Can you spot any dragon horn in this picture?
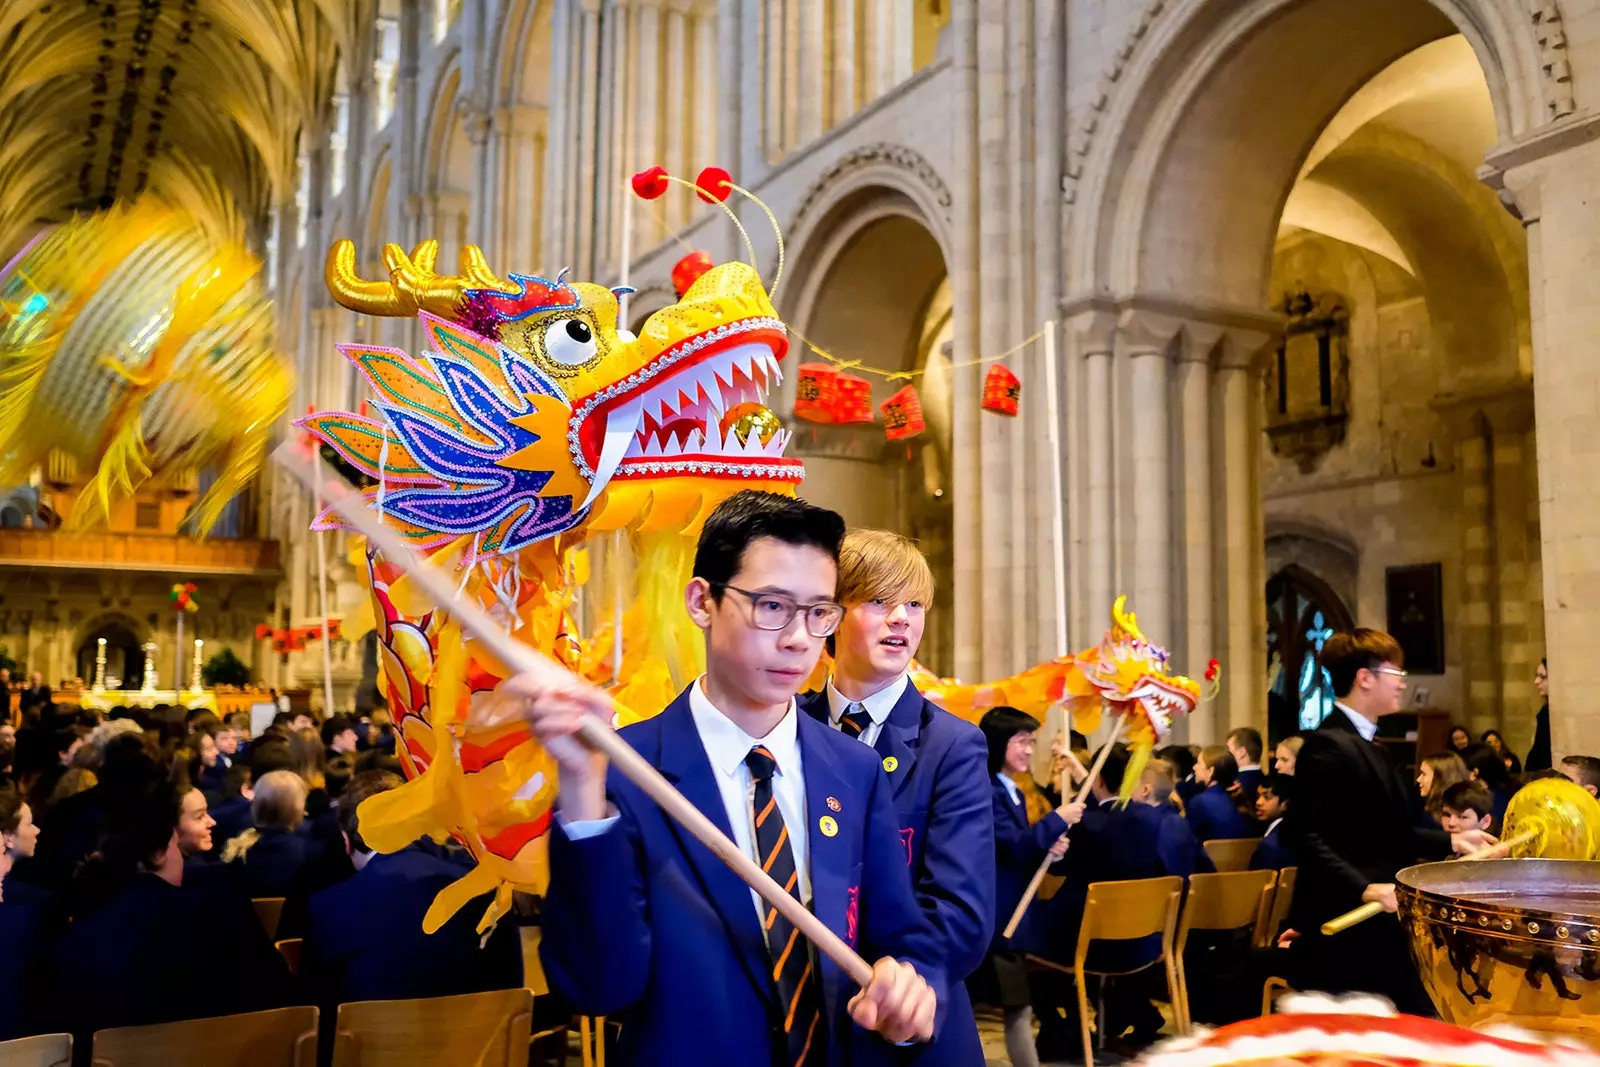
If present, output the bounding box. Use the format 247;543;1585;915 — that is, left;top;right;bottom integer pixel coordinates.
327;239;409;317
390;239;476;319
459;244;517;294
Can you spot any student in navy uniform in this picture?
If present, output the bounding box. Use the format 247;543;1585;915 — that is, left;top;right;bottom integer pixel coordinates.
1129;762;1213;878
1227;727;1265;808
514;490;942;1066
1186;745;1253;843
1250;773;1295;871
973;707;1083;1067
0;785;50;1041
799;528;993;1066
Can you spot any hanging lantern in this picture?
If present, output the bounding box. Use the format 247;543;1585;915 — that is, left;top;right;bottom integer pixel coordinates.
982;363;1021;416
833;372;873;425
671;250;715;298
794;363;840;424
881;384;926;442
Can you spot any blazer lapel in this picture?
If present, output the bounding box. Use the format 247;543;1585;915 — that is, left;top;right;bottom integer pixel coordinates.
797;713;859;1021
655;693;776;1008
872;681;924;795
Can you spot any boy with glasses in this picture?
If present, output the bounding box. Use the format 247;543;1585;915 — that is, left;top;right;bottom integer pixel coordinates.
801;529;991;1066
509;490;943;1065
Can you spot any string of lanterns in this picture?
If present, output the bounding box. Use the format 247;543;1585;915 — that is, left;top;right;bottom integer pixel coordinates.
256;620;343;654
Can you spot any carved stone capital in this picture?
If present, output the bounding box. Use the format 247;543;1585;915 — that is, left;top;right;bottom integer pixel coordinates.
1116;308;1184;357
1062;307;1117;355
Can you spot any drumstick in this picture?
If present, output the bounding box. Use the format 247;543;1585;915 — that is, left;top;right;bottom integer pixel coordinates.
1001;714;1127;940
273;444;876;987
1320;829;1531;935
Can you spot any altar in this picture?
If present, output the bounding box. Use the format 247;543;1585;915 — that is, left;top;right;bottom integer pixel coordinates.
76;689;219;714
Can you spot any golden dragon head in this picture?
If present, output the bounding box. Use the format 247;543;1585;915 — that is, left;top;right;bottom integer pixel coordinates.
299;238;800;554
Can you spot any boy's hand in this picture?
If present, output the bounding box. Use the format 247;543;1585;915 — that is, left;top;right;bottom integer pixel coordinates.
492;666;614;820
848;957;937;1044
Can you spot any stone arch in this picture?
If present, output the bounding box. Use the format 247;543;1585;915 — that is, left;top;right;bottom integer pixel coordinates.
1067;0;1555;307
362;145;392;274
1265;518;1361;614
422;57;469;195
491;0;551;110
75;611;151;691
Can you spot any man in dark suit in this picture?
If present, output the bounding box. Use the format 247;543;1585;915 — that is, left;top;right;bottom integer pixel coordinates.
1283;629;1495;1015
800;528;992;1067
17;674;49;724
514;491;942;1065
1227;727;1265;808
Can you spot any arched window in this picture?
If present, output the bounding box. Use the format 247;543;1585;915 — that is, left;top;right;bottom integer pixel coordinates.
1266;565;1354;738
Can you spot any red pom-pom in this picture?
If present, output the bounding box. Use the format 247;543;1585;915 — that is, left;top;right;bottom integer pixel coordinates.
631;166;670;200
671;250;715;298
694;166;733;203
1205;658;1220;682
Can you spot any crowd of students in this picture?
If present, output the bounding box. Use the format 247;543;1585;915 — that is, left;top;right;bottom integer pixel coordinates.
3;487;1596;1067
0;701;532;1065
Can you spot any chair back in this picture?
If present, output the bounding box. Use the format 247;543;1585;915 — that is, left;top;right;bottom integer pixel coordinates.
1260;866;1297;947
0;1034;71;1067
276;937;303;977
90;1006;317;1067
1074;875;1183;974
1202;837;1260;872
519;925;548;995
1177;870;1276;954
253;896;287;940
331;988;533;1067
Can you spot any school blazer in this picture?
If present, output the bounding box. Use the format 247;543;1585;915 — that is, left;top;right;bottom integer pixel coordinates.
541;687;949;1067
802;683;993;1066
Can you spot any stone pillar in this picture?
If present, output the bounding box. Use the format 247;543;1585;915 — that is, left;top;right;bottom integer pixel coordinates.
1176;326;1218;743
1073;312;1117;646
632;0;663;252
1489;393;1538;751
949;0;981;681
795;0;824;144
1503;130;1600;760
691;5;717;180
863;0;893;100
542;0;576;271
762;0;785;160
1454;416;1499;734
829;0;856;125
596;0;624;277
1214;333;1270;734
662;0;689;231
1116;311;1179;649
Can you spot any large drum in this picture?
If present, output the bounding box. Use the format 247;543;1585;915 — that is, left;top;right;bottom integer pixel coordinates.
1398;858;1600;1043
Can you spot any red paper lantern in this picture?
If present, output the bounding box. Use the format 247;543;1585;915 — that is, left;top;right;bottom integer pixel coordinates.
255;624;273;641
982;363;1021;416
833;373;873;425
794;363;840;424
880;385;926;441
671;250;715;298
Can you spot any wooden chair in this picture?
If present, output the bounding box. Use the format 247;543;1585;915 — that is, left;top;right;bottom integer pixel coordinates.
90;1006;318;1067
331;988;532;1067
1202;838;1260;873
1261;975;1293;1015
1173;869;1277;1031
275;937;303;977
1257;866;1297;948
253;896;287;941
0;1033;71;1067
1028;875;1184;1067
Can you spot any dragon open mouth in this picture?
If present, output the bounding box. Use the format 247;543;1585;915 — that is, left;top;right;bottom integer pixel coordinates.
568;317;803;507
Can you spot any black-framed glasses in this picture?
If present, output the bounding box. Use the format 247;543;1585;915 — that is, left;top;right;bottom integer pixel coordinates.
712;583;845;637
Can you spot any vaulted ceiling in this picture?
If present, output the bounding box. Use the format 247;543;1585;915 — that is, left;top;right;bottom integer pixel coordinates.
0;0;374;260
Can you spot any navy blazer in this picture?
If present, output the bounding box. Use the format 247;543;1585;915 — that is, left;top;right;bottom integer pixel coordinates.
302;842;523;1006
1234;767;1264;807
1251;824;1295;871
1144;803;1214;879
0;881;54;1041
1036;800;1168;973
800;682;992;1067
1186;784;1252;844
540;688;948;1067
233;827;324;899
989;776;1069;954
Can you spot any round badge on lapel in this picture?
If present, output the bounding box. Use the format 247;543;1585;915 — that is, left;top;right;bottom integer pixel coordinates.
826;796;842;812
819;815;839;838
882;756;899;773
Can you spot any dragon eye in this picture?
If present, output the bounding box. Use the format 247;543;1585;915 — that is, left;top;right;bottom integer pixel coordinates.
543;318;597;366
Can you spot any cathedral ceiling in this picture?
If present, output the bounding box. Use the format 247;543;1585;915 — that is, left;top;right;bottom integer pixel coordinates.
0;0;373;259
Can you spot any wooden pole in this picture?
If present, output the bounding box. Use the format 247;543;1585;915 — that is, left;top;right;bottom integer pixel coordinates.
274;445;875;987
1002;713;1127;940
316;528;337;717
1320;829;1530;935
1043;321;1067;655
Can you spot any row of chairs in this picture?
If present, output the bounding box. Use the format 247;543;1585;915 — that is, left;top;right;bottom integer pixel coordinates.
1027;862;1298;1067
0;987;532;1067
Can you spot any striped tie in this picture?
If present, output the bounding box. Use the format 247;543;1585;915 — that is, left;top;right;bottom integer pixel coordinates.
745;745;822;1066
839;702;872;740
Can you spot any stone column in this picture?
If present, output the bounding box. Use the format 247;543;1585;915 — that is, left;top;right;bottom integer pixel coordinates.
762;0;785;160
1073;311;1117;646
795;0;824;144
542;0;576;271
1503;130;1600;759
632;0;663;252
691;5;717;181
1488;392;1539;750
863;0;893;100
1176;326;1219;743
1117;311;1179;649
464;107;493;257
1452;414;1499;733
1213;331;1271;734
829;0;856;125
596;0;625;277
662;0;689;231
949;0;981;681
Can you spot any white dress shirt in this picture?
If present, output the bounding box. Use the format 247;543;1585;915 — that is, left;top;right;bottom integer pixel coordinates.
686;679;812;933
1334;701;1378;742
1265;816;1283;838
824;672;910;748
996;772;1023;808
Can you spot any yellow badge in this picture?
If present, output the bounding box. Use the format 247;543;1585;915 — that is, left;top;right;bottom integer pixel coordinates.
819;815;839;838
882;756;899;773
826;796;842;812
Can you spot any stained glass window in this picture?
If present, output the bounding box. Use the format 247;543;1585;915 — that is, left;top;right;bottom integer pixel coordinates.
1267;567;1353;740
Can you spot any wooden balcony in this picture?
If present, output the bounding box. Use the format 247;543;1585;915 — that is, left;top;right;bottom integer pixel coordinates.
0;528;281;575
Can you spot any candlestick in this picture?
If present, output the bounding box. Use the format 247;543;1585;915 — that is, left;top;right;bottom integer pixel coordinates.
94;637;106;693
191;638;203;692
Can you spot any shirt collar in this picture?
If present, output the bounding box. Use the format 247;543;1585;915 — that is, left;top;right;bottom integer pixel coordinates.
824;673;909;726
688;676;800;779
1334;701;1378;742
1266;816;1284;837
995;772;1022;805
1237;761;1260;773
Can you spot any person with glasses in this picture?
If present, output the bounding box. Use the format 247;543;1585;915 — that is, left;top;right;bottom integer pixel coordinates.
511;490;944;1066
1282;629;1497;1015
799;529;992;1067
